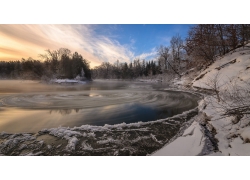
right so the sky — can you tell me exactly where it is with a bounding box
[0,24,193,68]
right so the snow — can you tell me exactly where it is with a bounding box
[97,137,120,145]
[193,46,250,89]
[152,121,205,156]
[0,133,35,151]
[152,44,250,156]
[46,127,82,139]
[66,137,78,151]
[240,127,250,142]
[51,79,86,84]
[229,137,250,156]
[198,94,250,156]
[81,142,93,150]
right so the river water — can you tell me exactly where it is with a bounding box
[0,80,200,133]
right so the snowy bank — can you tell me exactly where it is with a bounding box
[152,44,250,156]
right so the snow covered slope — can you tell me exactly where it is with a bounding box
[152,44,250,156]
[193,45,250,89]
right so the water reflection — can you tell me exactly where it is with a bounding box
[49,109,81,115]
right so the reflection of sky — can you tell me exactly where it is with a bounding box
[0,100,192,133]
[0,103,157,133]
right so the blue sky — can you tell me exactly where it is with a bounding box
[93,24,193,59]
[0,24,193,67]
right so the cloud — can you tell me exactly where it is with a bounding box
[0,24,135,68]
[136,48,157,60]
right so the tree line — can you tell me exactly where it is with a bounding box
[91,59,161,79]
[0,48,91,80]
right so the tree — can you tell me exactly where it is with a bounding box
[157,45,181,77]
[170,34,184,71]
[185,25,218,63]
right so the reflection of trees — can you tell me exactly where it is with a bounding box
[49,108,81,115]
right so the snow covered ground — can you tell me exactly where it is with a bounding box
[152,44,250,156]
[50,78,87,84]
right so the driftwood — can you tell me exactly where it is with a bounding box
[215,59,236,70]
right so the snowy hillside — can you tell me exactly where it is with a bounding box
[192,45,250,89]
[153,44,250,156]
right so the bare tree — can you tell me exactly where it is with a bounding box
[157,45,181,77]
[157,45,170,70]
[170,34,184,71]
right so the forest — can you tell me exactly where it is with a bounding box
[0,48,91,80]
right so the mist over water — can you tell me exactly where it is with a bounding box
[0,80,199,133]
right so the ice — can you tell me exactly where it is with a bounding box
[81,142,93,150]
[48,127,82,138]
[97,137,120,144]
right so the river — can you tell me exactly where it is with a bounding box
[0,79,199,133]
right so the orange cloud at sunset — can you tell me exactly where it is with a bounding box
[0,25,134,68]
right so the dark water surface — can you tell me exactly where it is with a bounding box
[0,80,199,133]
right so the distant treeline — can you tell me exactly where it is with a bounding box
[91,59,161,79]
[0,48,91,80]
